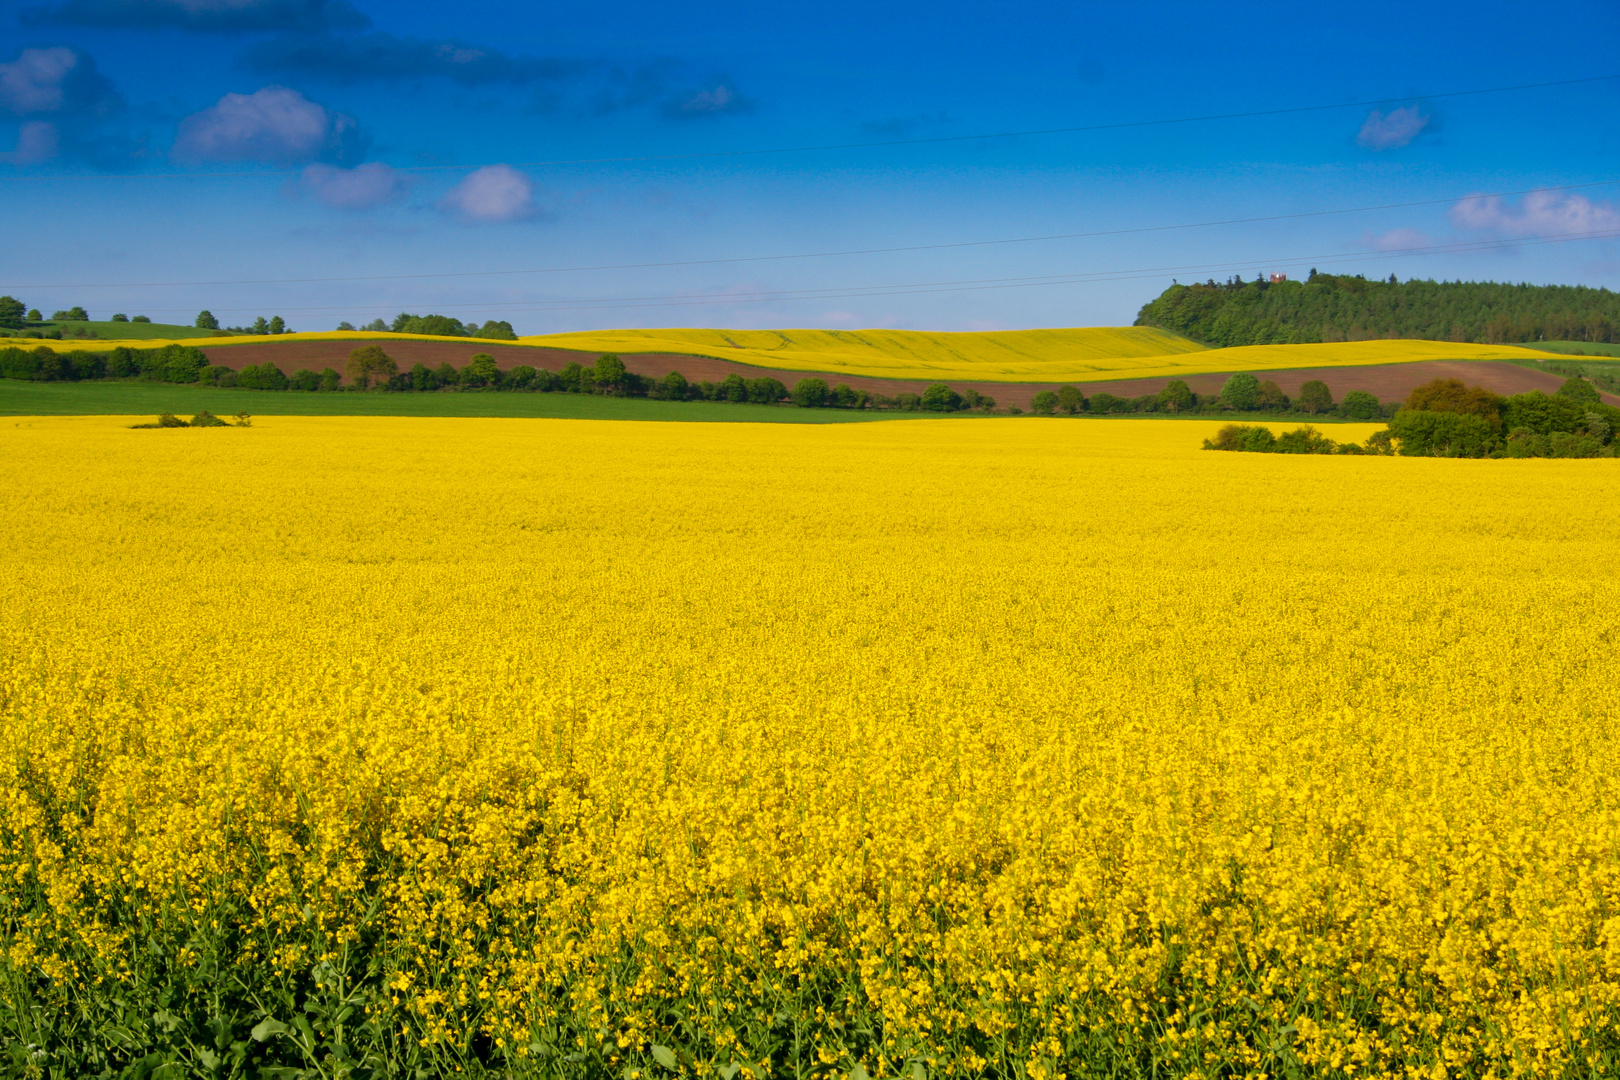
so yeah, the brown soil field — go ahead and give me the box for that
[202,340,1620,410]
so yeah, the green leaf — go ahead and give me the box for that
[651,1044,678,1070]
[250,1018,290,1042]
[850,1065,871,1080]
[719,1066,742,1080]
[197,1047,221,1070]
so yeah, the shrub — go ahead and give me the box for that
[830,383,863,408]
[1273,425,1338,454]
[463,354,502,389]
[291,369,321,391]
[1296,380,1332,415]
[1557,376,1602,406]
[195,310,220,330]
[473,320,517,341]
[1158,379,1195,412]
[1387,410,1497,457]
[1338,390,1381,419]
[318,368,341,392]
[1405,378,1504,424]
[1257,380,1290,411]
[1088,392,1127,414]
[346,346,398,389]
[1203,423,1276,452]
[189,411,229,427]
[1031,390,1058,415]
[791,377,830,408]
[436,362,462,389]
[111,313,129,323]
[921,384,962,412]
[238,363,289,391]
[746,377,787,404]
[52,307,89,321]
[131,315,150,323]
[894,392,922,411]
[1055,385,1084,415]
[720,374,748,403]
[507,365,538,390]
[1219,372,1260,410]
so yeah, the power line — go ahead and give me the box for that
[2,73,1615,185]
[6,179,1616,292]
[74,227,1620,318]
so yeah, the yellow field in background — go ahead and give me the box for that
[524,328,1562,381]
[2,415,1618,1077]
[20,326,1565,383]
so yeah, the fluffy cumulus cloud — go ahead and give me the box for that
[172,85,362,164]
[0,46,121,117]
[438,165,536,223]
[299,160,406,210]
[1356,105,1429,150]
[20,0,368,32]
[244,31,580,86]
[664,79,754,119]
[0,120,59,164]
[1451,190,1620,237]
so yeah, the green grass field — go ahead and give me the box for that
[0,380,930,423]
[1532,341,1620,358]
[1,320,240,342]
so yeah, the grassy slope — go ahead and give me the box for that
[3,320,239,341]
[0,380,923,423]
[1532,341,1620,358]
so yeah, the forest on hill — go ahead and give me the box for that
[1135,272,1620,348]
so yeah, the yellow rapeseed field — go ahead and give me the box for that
[2,415,1618,1078]
[521,328,1563,382]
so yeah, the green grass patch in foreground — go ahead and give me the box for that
[0,380,919,422]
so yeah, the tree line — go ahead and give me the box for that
[333,314,518,340]
[1136,273,1620,347]
[0,343,1000,413]
[1205,376,1619,459]
[1030,372,1392,419]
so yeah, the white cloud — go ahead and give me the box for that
[299,161,405,209]
[0,47,81,114]
[438,164,536,223]
[664,79,754,118]
[0,120,59,164]
[1356,105,1429,150]
[1450,189,1620,237]
[172,85,358,163]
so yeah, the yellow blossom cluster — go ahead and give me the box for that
[1,415,1617,1078]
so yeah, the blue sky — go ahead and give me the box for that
[2,0,1618,334]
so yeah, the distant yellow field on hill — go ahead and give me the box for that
[525,326,1206,379]
[17,326,1568,383]
[524,328,1565,382]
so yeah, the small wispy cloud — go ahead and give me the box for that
[299,161,407,210]
[1364,227,1437,252]
[1356,105,1429,150]
[663,79,753,119]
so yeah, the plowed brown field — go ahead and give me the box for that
[204,340,1618,410]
